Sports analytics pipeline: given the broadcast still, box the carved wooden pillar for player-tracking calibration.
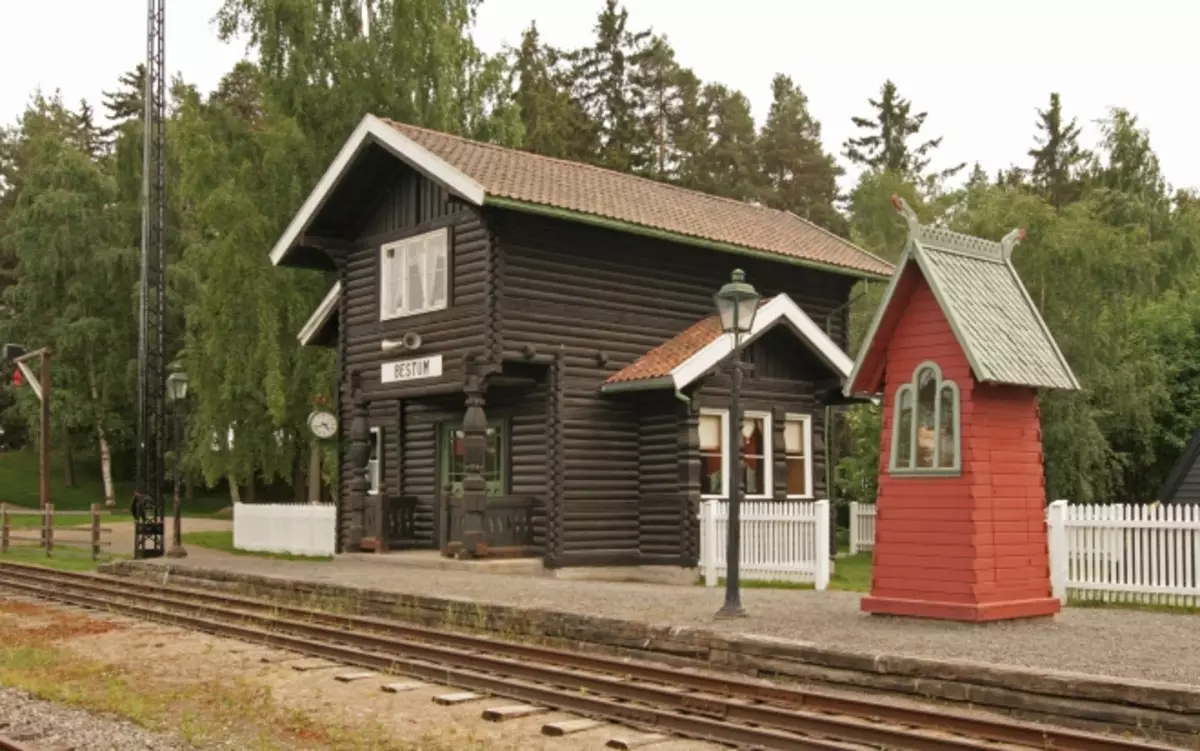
[346,382,371,551]
[456,355,495,558]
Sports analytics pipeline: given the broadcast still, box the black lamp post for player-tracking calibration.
[165,370,189,558]
[713,269,760,619]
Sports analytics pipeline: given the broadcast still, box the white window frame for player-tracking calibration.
[367,427,382,496]
[784,413,814,499]
[379,227,450,320]
[698,408,773,500]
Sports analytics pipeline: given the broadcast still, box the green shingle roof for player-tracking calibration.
[846,198,1079,394]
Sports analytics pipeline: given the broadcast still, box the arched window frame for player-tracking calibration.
[889,360,962,476]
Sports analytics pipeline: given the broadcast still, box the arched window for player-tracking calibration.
[890,361,961,475]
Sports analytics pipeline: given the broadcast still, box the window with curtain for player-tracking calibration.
[698,409,772,497]
[890,361,960,474]
[784,414,812,497]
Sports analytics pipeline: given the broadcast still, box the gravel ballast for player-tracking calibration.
[0,687,185,750]
[140,548,1200,687]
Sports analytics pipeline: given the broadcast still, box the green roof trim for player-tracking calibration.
[599,376,676,394]
[484,196,890,282]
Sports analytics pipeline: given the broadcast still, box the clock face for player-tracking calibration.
[308,410,338,439]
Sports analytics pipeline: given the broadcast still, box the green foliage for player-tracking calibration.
[2,0,1199,513]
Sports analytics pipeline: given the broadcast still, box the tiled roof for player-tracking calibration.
[846,199,1079,394]
[918,230,1077,390]
[605,315,724,385]
[383,119,892,278]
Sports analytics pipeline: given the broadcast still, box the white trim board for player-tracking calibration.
[670,293,853,391]
[297,282,342,346]
[269,114,487,267]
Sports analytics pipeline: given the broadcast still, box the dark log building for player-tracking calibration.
[274,114,893,568]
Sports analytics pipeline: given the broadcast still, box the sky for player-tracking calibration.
[2,0,1196,193]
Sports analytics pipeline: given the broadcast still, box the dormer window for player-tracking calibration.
[890,361,961,475]
[380,227,449,320]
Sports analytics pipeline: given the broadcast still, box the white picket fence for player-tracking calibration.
[1047,500,1200,606]
[698,499,830,590]
[849,502,876,554]
[232,502,337,557]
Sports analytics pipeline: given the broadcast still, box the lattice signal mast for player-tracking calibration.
[133,0,168,559]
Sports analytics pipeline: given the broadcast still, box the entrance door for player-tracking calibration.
[440,420,508,549]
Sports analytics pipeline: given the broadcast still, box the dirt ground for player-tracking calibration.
[0,593,722,751]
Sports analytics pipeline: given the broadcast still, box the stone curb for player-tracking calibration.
[101,560,1200,739]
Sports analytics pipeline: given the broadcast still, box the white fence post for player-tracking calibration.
[701,499,718,587]
[1047,499,1068,602]
[849,501,860,555]
[814,500,830,590]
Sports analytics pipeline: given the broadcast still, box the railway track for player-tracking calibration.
[0,562,1177,751]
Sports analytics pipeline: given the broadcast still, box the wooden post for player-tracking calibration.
[44,503,53,557]
[1,503,8,554]
[91,503,100,560]
[39,350,50,510]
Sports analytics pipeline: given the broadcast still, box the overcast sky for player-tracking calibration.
[2,0,1195,193]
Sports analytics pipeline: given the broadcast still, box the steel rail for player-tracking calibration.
[0,562,1172,751]
[1,570,1017,751]
[0,563,1177,751]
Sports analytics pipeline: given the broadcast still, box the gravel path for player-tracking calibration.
[0,687,185,750]
[147,547,1200,688]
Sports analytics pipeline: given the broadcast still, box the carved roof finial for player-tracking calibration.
[890,194,920,239]
[999,227,1026,261]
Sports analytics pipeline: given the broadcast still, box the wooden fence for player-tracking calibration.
[0,503,110,560]
[233,502,336,557]
[1047,500,1200,606]
[848,502,876,554]
[698,499,831,589]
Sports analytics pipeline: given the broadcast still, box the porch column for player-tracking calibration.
[457,356,493,558]
[346,387,370,551]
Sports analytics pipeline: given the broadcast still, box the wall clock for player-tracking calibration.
[308,410,338,440]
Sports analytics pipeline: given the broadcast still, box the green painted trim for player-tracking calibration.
[888,361,963,477]
[599,376,676,394]
[484,196,890,282]
[439,418,511,496]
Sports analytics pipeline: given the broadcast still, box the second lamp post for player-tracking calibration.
[166,370,189,558]
[713,269,760,619]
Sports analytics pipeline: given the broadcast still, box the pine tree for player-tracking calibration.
[695,84,759,201]
[1028,92,1089,208]
[511,22,596,160]
[842,79,963,183]
[627,34,686,179]
[756,74,846,235]
[569,0,651,171]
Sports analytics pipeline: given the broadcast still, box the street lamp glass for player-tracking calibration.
[166,371,189,402]
[714,269,760,335]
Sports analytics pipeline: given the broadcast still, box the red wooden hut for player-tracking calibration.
[843,197,1079,622]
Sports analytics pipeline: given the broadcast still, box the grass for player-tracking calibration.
[183,530,333,562]
[0,544,123,572]
[698,551,873,592]
[0,601,493,749]
[0,447,229,514]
